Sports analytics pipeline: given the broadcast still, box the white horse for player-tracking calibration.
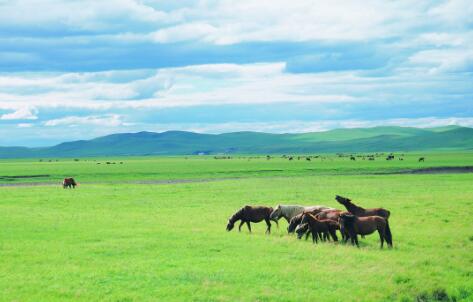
[269,204,334,223]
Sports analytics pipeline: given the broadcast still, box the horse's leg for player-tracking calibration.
[378,228,385,249]
[330,229,338,242]
[238,221,244,232]
[323,231,329,242]
[305,229,310,240]
[354,235,359,248]
[312,231,317,244]
[350,234,356,246]
[246,221,252,233]
[265,218,271,234]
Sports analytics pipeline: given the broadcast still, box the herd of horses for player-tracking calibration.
[226,195,393,248]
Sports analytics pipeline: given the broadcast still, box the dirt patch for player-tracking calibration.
[0,175,50,181]
[375,166,473,175]
[0,177,245,187]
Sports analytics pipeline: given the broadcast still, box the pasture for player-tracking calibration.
[1,153,473,301]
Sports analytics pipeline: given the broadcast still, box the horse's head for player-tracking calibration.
[295,223,308,239]
[287,214,302,233]
[269,205,281,220]
[226,219,235,231]
[335,195,351,205]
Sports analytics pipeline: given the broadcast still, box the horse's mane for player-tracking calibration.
[229,207,245,223]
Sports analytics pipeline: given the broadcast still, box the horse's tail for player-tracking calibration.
[385,219,393,247]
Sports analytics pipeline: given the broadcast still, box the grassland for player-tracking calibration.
[1,153,473,301]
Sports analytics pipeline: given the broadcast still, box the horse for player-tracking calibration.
[63,177,77,189]
[339,213,392,248]
[297,213,339,243]
[287,207,331,234]
[418,157,425,162]
[226,206,277,234]
[270,204,334,223]
[335,195,390,219]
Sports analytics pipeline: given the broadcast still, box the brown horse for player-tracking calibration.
[63,177,77,189]
[287,208,327,234]
[226,206,277,234]
[335,195,390,219]
[297,213,339,243]
[339,213,392,248]
[315,209,351,241]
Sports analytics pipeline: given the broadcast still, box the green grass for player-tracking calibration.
[1,154,473,301]
[1,152,473,184]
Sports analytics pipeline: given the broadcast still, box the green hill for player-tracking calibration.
[0,126,472,158]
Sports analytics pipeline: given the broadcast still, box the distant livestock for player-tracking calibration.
[63,177,77,189]
[418,157,425,162]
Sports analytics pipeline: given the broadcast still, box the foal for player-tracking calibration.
[287,208,328,233]
[339,213,393,248]
[299,213,339,243]
[226,206,276,234]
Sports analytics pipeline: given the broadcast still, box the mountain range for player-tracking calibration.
[1,125,472,158]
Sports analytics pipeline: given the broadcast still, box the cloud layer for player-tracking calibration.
[0,0,472,146]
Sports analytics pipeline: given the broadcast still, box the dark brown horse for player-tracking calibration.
[297,213,339,243]
[226,206,277,234]
[63,177,77,189]
[335,195,390,219]
[339,213,392,248]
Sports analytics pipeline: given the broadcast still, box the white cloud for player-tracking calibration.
[44,114,124,127]
[0,107,37,120]
[17,123,33,128]
[0,0,172,33]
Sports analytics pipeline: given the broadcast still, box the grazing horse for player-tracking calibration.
[270,204,334,223]
[339,213,392,248]
[335,195,390,219]
[226,206,277,234]
[297,213,339,243]
[418,157,425,162]
[63,177,77,189]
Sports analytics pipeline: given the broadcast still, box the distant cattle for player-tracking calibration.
[386,155,395,160]
[350,156,356,161]
[418,157,425,162]
[63,178,77,189]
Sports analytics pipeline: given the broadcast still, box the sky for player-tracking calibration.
[0,0,472,146]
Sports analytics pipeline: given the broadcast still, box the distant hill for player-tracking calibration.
[0,126,472,158]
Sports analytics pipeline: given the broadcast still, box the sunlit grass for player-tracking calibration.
[1,168,473,301]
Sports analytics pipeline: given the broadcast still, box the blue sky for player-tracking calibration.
[0,0,472,146]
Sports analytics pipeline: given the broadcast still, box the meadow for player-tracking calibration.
[1,153,473,301]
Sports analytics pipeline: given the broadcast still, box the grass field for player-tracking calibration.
[1,153,473,301]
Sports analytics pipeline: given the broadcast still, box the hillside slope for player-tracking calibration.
[0,126,471,158]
